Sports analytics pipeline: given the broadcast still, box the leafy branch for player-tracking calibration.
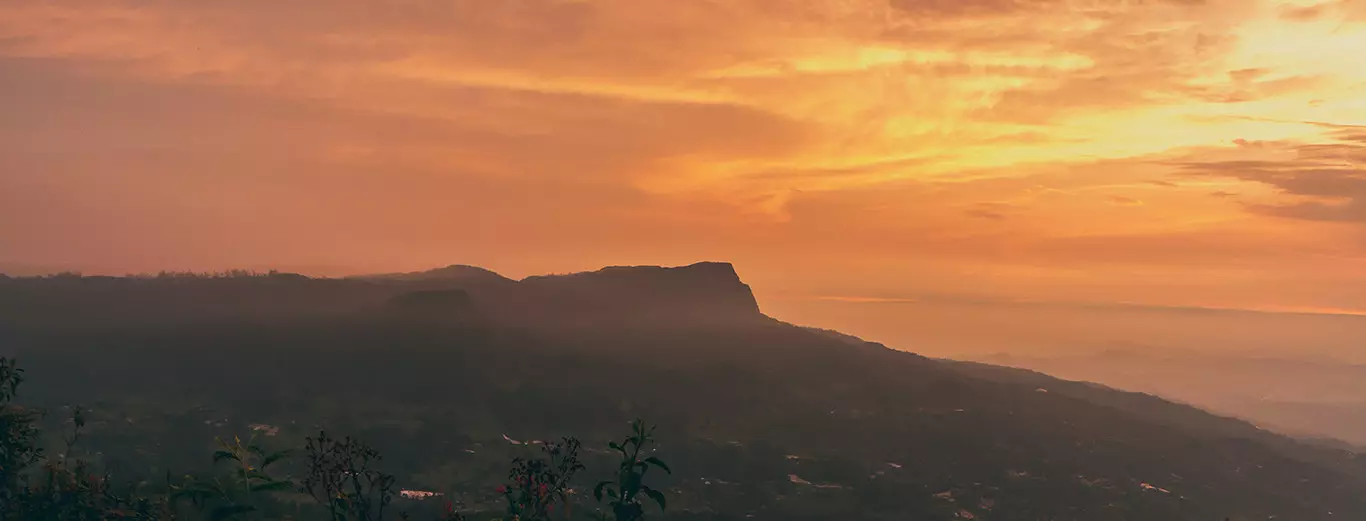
[301,430,397,521]
[170,434,294,521]
[593,419,670,521]
[497,437,584,521]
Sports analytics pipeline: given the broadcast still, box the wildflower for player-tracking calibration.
[496,484,508,494]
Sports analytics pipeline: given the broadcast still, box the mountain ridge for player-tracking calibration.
[4,262,1366,519]
[0,261,765,327]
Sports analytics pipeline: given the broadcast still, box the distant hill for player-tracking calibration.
[361,264,515,284]
[2,263,1365,520]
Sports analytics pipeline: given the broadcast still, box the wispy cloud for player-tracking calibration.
[1177,131,1366,222]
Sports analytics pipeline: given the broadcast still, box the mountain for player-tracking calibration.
[363,261,763,326]
[383,289,479,322]
[0,271,388,326]
[2,264,1365,520]
[0,262,762,327]
[510,262,762,325]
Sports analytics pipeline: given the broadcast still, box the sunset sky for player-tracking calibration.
[3,0,1365,345]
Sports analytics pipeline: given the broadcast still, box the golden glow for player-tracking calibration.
[2,0,1365,324]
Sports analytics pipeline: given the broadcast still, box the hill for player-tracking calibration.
[1,264,1364,520]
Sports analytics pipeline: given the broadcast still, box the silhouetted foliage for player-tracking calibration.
[496,438,583,521]
[2,363,175,520]
[0,357,42,499]
[1,356,673,521]
[594,420,670,521]
[169,434,294,521]
[301,431,397,521]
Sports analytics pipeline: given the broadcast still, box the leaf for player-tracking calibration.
[622,473,642,495]
[261,449,294,469]
[168,488,212,505]
[250,480,295,493]
[643,457,672,474]
[608,441,625,455]
[172,481,222,498]
[642,486,667,511]
[210,504,256,521]
[593,481,611,501]
[212,450,239,464]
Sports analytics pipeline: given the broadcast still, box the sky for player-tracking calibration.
[3,0,1366,354]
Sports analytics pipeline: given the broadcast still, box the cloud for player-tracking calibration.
[1280,3,1331,21]
[886,0,1205,18]
[886,0,1062,17]
[1107,195,1144,206]
[1229,68,1272,83]
[962,201,1024,221]
[1233,138,1272,148]
[1334,129,1366,143]
[1178,132,1366,222]
[1255,199,1366,222]
[966,208,1008,220]
[0,0,1314,197]
[1349,0,1366,21]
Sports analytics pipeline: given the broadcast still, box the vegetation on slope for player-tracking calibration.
[1,357,671,521]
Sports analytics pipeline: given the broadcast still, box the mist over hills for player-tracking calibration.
[2,263,1365,520]
[979,349,1366,448]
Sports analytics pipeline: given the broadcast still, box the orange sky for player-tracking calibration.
[2,0,1365,327]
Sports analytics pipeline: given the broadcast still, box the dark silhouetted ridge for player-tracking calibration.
[511,262,762,325]
[0,272,386,326]
[0,262,766,328]
[363,264,513,284]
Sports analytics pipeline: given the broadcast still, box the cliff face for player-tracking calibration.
[508,262,763,325]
